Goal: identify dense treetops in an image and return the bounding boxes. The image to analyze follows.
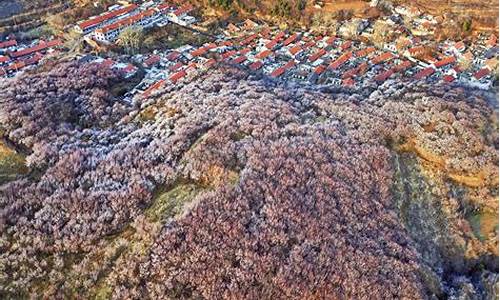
[0,62,497,298]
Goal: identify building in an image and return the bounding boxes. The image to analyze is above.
[249,61,263,71]
[94,9,159,42]
[414,67,435,80]
[0,39,17,50]
[144,54,161,68]
[0,55,10,64]
[433,56,455,68]
[167,4,196,26]
[75,4,138,35]
[9,39,62,59]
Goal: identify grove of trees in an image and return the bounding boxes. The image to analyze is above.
[0,63,497,299]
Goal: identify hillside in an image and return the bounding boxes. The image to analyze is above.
[0,62,497,298]
[195,0,498,32]
[393,0,499,31]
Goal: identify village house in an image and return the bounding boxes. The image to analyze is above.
[143,54,161,68]
[116,63,138,78]
[8,39,62,59]
[94,9,160,42]
[75,4,138,35]
[166,4,196,26]
[0,39,17,50]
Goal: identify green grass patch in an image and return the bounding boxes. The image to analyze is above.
[146,182,202,223]
[468,211,498,242]
[142,23,211,52]
[0,141,28,185]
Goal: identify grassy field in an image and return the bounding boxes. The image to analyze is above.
[0,141,28,185]
[146,182,202,223]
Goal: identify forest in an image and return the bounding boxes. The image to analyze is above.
[0,62,497,299]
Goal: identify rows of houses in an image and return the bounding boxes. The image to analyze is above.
[2,1,497,91]
[112,11,497,103]
[74,1,196,43]
[0,37,62,78]
[208,21,496,89]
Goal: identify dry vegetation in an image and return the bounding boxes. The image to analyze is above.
[0,62,497,299]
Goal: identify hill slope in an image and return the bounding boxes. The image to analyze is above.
[0,63,498,298]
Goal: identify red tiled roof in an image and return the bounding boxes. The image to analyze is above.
[241,34,258,46]
[9,39,62,58]
[342,78,355,86]
[309,48,327,62]
[0,39,17,49]
[166,51,181,61]
[371,52,394,64]
[23,52,43,65]
[122,64,136,73]
[283,33,299,46]
[0,68,5,76]
[191,47,208,57]
[266,40,278,50]
[144,54,161,67]
[97,9,157,34]
[414,67,435,80]
[270,66,286,78]
[0,55,9,63]
[304,41,315,48]
[256,49,272,59]
[77,4,137,31]
[474,68,490,80]
[329,52,352,70]
[239,48,251,55]
[289,45,302,55]
[340,41,352,51]
[284,60,295,69]
[187,62,198,71]
[231,55,247,64]
[454,41,465,50]
[169,62,184,71]
[157,3,172,11]
[259,27,271,38]
[221,50,237,59]
[374,69,394,82]
[434,56,455,68]
[170,70,187,82]
[249,61,263,71]
[143,79,165,98]
[355,47,376,58]
[7,60,25,71]
[205,43,217,50]
[443,75,455,83]
[204,58,216,68]
[100,58,115,68]
[314,64,326,75]
[357,62,368,75]
[173,4,193,17]
[325,36,336,46]
[274,31,285,41]
[342,68,358,79]
[394,60,412,72]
